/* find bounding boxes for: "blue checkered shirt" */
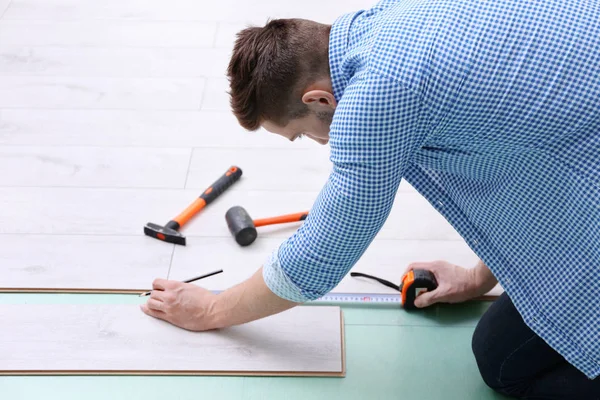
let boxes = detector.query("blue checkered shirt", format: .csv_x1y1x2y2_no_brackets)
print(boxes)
262,0,600,378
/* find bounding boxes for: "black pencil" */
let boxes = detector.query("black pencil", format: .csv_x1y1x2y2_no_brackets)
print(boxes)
139,269,223,297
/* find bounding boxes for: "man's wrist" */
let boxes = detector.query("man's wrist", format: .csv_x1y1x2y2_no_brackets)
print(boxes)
201,267,299,331
205,293,230,330
470,260,498,296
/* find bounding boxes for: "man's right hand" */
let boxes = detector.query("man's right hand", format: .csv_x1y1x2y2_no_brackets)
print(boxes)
402,259,497,308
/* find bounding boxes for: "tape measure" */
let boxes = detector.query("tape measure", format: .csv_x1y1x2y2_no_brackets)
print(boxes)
206,269,436,309
312,268,439,309
311,292,402,305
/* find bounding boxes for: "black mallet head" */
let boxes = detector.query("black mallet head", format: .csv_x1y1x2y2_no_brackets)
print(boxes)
225,206,257,246
143,220,186,246
225,206,309,247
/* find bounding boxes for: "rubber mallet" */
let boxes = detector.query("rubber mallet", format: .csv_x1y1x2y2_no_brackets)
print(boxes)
225,206,308,246
144,166,242,245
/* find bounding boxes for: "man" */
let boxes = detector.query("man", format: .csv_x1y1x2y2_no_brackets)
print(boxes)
141,0,599,397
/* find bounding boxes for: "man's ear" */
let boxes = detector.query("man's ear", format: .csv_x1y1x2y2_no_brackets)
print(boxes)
302,90,336,111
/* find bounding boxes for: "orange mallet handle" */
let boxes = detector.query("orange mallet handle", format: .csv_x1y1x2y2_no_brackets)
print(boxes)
253,212,308,227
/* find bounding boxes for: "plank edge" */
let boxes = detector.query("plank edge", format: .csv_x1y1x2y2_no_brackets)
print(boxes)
0,306,346,378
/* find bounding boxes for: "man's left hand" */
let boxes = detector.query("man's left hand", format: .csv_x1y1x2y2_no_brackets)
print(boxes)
140,278,218,331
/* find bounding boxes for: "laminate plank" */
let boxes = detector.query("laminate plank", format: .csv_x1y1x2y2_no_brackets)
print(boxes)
0,146,190,188
169,237,274,288
0,0,11,18
1,235,171,291
0,304,344,376
169,237,503,297
3,0,373,23
187,146,332,192
0,77,204,109
0,110,318,148
0,47,231,78
215,22,247,48
0,187,461,240
0,21,216,47
0,187,191,235
188,147,418,193
201,77,229,111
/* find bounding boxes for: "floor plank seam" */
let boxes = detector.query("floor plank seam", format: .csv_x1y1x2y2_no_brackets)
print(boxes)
183,148,195,189
0,74,209,79
0,107,232,112
0,106,209,111
0,17,248,22
212,22,221,47
166,245,176,280
0,144,312,150
0,45,226,50
344,322,481,328
198,75,209,110
0,0,12,19
0,186,324,193
0,232,466,242
0,18,258,24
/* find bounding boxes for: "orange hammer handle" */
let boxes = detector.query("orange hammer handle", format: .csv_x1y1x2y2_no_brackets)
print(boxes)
254,212,308,227
173,166,242,227
173,197,207,227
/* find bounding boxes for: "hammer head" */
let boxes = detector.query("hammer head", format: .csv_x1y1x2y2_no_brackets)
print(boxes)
144,221,186,246
225,206,257,246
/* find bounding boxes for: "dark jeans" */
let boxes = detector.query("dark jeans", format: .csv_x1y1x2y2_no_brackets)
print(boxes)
471,292,600,399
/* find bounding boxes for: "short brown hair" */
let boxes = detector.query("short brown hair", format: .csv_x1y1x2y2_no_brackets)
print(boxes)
226,18,331,131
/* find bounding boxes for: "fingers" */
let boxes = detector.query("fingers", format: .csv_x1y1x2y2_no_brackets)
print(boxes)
402,261,439,276
149,289,166,302
413,290,437,308
146,298,166,312
152,278,177,291
140,302,166,319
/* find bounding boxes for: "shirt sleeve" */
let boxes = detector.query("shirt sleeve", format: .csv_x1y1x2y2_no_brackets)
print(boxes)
263,70,424,302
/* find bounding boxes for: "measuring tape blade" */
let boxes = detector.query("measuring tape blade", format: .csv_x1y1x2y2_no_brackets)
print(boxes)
208,290,402,305
310,292,401,305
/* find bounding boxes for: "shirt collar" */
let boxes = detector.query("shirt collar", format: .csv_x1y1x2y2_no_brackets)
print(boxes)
328,11,360,102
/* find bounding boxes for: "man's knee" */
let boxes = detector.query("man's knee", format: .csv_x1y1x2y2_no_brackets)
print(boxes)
471,295,533,397
471,314,502,390
472,320,532,397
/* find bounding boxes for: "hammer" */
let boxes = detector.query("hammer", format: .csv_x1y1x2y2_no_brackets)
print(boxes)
144,166,242,245
225,206,308,246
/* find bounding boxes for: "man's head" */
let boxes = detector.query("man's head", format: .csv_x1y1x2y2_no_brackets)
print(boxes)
227,18,336,145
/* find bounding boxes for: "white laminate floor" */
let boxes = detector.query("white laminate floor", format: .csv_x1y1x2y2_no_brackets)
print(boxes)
0,0,503,297
0,304,344,375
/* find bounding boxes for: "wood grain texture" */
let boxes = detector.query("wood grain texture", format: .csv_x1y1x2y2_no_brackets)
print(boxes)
0,110,318,148
2,235,171,291
0,146,191,188
0,46,231,78
0,77,204,109
0,187,461,240
0,304,345,376
0,21,216,47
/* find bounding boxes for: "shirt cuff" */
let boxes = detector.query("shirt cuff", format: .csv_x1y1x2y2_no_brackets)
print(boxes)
262,243,311,303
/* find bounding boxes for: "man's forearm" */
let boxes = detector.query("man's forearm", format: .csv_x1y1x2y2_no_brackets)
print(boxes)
206,267,300,330
471,259,498,296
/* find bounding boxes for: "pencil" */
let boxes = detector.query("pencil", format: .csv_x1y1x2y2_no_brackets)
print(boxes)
139,269,223,297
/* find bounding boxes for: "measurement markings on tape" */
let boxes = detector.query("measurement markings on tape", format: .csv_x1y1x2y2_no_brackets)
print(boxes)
311,292,402,304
